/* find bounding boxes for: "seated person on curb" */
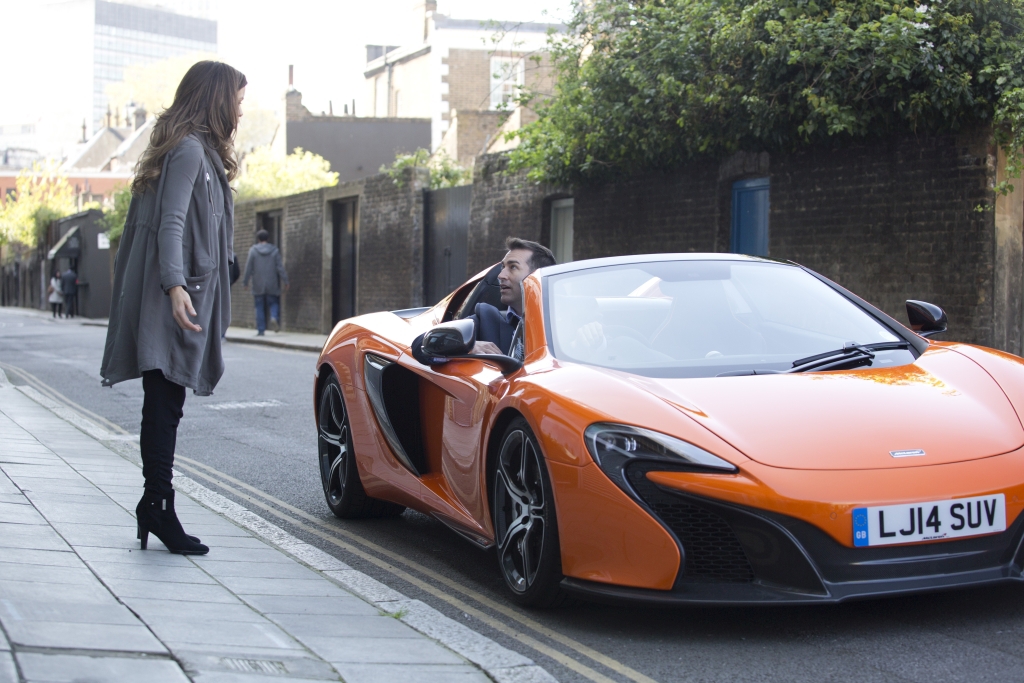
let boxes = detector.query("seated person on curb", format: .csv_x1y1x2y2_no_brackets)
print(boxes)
414,237,556,363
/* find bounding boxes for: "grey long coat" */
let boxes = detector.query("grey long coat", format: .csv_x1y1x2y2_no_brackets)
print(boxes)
101,134,234,396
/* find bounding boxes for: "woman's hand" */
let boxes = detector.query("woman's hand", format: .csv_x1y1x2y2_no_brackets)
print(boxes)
169,286,202,332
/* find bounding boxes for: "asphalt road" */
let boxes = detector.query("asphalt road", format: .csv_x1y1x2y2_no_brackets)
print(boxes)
2,306,1023,683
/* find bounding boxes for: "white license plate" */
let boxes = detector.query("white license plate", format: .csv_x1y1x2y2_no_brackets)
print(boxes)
853,494,1005,547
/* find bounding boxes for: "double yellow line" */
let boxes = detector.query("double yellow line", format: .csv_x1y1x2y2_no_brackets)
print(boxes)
3,361,660,683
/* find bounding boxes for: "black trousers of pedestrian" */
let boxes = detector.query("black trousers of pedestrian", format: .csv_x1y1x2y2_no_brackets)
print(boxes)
140,370,186,497
64,294,77,318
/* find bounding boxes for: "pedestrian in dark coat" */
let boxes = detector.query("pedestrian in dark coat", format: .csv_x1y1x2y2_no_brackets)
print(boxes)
100,61,247,556
242,229,289,334
61,267,78,318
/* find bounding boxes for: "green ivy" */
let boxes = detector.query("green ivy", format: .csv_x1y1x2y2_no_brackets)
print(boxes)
381,148,472,190
508,0,1024,190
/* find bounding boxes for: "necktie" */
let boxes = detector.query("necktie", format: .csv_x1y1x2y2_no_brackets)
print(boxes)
509,320,524,361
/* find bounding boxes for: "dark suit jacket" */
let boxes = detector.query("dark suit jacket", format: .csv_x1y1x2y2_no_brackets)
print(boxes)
472,302,516,353
411,303,515,365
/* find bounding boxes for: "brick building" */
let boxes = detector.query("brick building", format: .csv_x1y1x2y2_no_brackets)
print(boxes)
363,2,559,159
230,167,429,334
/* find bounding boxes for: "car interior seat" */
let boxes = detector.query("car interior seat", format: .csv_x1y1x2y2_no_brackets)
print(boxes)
456,264,503,319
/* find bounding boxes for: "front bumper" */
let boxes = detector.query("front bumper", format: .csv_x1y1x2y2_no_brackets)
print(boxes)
562,475,1024,605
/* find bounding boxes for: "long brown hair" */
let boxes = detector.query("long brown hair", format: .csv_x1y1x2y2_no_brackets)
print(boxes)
132,61,247,194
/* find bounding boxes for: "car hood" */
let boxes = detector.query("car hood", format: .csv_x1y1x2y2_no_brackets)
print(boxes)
627,346,1024,470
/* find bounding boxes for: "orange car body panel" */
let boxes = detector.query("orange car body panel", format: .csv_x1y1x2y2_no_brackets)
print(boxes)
316,267,1024,592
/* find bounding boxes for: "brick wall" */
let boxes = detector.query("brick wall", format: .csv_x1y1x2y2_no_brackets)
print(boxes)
444,49,495,119
466,130,1005,349
769,130,994,347
467,153,554,273
231,169,428,333
281,188,326,332
356,167,429,314
567,130,998,347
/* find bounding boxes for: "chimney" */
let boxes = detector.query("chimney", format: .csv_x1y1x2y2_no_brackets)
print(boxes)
288,65,294,90
81,119,87,143
105,105,112,129
133,105,147,130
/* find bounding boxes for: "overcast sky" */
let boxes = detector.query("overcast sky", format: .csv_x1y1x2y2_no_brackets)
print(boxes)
1,0,573,126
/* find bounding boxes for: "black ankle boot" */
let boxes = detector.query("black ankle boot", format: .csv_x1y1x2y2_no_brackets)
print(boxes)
136,491,209,555
135,494,201,544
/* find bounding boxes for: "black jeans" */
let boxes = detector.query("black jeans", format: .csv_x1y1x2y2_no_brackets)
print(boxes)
140,370,186,497
64,294,77,318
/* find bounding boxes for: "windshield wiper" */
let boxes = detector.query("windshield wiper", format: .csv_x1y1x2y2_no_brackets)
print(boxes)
788,341,910,374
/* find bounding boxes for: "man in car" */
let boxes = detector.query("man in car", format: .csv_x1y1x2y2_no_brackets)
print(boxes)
413,237,555,364
469,237,556,360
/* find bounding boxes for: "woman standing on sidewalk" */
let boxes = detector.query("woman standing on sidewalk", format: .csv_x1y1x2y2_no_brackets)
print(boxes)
101,61,246,556
47,268,64,318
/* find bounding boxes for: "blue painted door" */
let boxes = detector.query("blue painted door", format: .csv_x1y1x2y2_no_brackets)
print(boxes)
731,177,770,256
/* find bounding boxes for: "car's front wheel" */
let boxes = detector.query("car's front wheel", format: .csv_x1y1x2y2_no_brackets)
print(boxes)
318,373,405,519
492,417,566,607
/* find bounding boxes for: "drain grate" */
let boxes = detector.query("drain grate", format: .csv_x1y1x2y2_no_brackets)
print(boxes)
221,658,289,675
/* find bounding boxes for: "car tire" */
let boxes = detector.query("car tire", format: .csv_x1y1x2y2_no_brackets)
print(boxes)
318,373,405,519
492,417,567,607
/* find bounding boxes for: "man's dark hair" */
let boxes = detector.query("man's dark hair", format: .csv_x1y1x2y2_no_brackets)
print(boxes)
256,229,269,242
505,237,556,270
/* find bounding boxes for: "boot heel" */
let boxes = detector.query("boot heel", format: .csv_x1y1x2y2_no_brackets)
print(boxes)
138,522,149,550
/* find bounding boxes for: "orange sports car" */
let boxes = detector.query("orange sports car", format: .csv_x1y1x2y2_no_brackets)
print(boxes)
313,254,1024,606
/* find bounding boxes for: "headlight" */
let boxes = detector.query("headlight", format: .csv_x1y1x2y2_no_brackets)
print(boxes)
584,423,737,493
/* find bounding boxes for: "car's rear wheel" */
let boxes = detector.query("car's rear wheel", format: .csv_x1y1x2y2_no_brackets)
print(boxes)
318,373,405,519
492,417,566,607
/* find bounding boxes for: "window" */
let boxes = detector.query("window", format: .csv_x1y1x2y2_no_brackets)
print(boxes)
490,57,524,110
550,198,574,264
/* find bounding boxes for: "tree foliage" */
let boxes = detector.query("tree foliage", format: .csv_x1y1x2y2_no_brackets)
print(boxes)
234,147,339,201
0,161,77,247
381,148,472,189
508,0,1024,186
102,185,132,242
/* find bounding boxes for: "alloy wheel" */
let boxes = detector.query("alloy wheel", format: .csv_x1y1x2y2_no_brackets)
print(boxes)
318,380,350,507
494,429,547,593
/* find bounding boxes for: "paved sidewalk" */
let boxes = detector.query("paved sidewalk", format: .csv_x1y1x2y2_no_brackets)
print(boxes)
0,373,549,683
1,308,327,354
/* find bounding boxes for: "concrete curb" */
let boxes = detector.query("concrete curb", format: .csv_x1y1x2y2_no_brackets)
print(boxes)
224,334,324,353
8,373,558,683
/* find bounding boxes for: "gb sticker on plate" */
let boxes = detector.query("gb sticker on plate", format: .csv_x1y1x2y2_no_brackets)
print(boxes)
853,494,1005,547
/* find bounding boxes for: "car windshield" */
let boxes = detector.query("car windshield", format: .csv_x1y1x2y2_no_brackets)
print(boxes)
544,260,916,378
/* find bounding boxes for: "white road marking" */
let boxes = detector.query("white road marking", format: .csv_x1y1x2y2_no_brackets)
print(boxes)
205,400,283,410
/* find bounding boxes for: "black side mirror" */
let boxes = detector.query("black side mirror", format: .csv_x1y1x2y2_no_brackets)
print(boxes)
421,319,476,357
418,319,523,375
906,300,948,338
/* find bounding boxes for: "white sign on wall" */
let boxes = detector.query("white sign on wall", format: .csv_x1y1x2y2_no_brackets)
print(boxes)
97,233,110,250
